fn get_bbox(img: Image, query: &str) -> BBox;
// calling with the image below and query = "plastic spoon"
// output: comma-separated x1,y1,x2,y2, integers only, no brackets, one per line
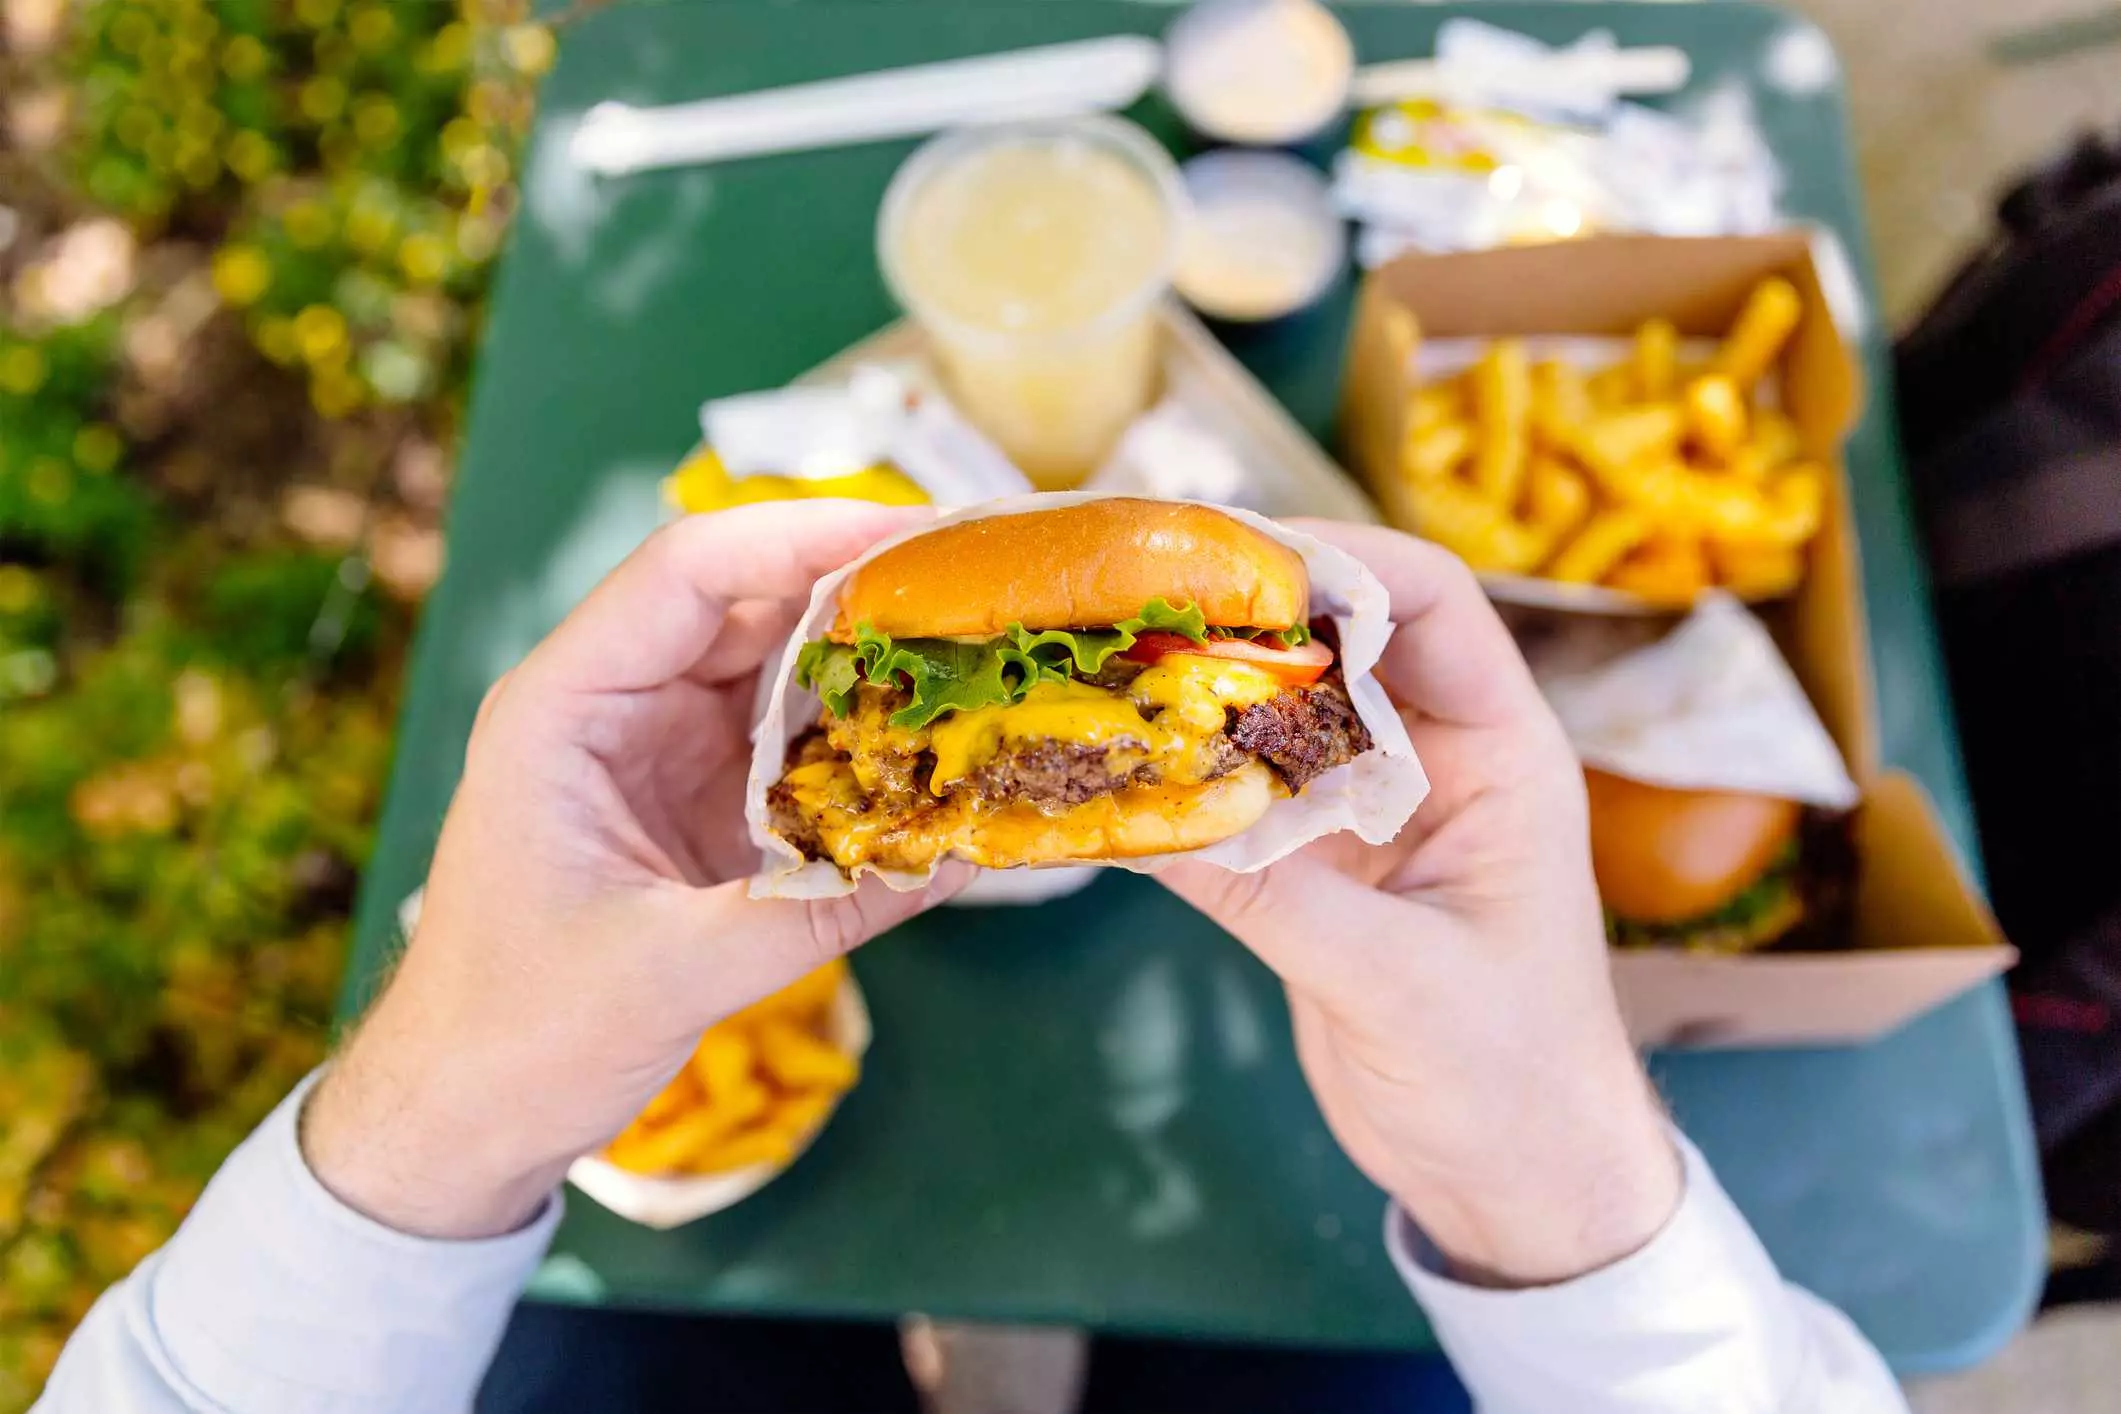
570,36,1163,176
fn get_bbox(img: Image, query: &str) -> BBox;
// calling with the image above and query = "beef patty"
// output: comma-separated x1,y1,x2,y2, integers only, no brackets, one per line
766,669,1373,858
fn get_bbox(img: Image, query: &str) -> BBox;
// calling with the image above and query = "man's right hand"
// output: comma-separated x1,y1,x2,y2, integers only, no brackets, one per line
1159,522,1681,1288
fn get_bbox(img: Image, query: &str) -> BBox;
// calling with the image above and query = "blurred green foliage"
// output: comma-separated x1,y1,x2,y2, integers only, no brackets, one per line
1,0,553,1401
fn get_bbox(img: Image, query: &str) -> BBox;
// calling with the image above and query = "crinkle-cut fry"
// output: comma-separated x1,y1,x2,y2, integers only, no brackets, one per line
757,1088,842,1146
607,1104,746,1176
1606,533,1712,606
757,1019,859,1091
1634,318,1679,401
1404,420,1473,483
1469,339,1532,505
1672,470,1772,538
1714,278,1802,389
1726,442,1778,483
729,958,848,1031
1410,480,1549,574
691,1028,755,1101
1685,374,1749,464
1749,408,1805,468
1524,457,1592,542
1710,540,1807,599
638,1071,701,1128
1587,361,1635,409
1529,359,1592,449
1761,464,1827,545
1409,383,1464,436
1548,509,1653,584
1572,406,1685,496
690,1126,800,1176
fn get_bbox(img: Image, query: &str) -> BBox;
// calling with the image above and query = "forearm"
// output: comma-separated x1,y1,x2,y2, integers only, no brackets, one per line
36,1071,560,1414
1391,1132,1907,1414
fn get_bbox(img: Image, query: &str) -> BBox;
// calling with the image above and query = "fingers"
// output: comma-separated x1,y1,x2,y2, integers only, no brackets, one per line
1158,855,1422,1010
525,501,932,696
1286,519,1547,729
667,864,974,1021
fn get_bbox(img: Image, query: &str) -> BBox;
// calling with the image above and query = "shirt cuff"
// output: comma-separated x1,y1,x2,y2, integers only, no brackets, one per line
147,1068,562,1414
1387,1132,1805,1412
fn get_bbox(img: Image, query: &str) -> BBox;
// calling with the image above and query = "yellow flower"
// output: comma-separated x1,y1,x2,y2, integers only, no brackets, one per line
212,244,272,306
295,0,341,28
502,23,556,76
253,315,300,366
0,345,48,396
454,214,502,263
72,424,124,474
0,564,39,614
177,142,221,190
298,75,347,124
224,129,277,183
351,95,400,148
346,203,394,255
114,105,158,154
284,199,334,249
292,305,349,364
439,116,482,164
397,232,448,286
348,5,395,53
220,34,269,81
310,367,365,420
108,9,153,57
26,458,70,506
456,144,508,191
421,22,471,75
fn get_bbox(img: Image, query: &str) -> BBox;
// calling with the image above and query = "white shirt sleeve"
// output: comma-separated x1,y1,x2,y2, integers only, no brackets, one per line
1390,1131,1908,1414
35,1070,560,1414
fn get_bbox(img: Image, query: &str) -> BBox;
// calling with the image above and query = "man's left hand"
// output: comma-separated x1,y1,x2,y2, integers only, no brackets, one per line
303,501,964,1239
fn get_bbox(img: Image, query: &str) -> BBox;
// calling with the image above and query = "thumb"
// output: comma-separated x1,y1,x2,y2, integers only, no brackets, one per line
672,863,975,1019
1158,855,1398,1008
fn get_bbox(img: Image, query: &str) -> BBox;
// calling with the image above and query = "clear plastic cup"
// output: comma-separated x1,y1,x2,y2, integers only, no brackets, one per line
878,116,1186,490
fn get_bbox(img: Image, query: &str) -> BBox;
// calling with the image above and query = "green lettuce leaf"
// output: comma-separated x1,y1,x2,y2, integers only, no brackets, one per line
1222,623,1312,649
861,629,1020,729
1117,597,1210,642
793,598,1303,730
794,639,865,717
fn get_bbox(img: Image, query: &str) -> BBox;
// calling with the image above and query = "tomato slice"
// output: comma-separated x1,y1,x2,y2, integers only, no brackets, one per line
1123,632,1334,686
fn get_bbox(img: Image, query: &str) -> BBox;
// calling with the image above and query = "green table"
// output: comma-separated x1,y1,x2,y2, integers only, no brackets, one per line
344,0,2042,1372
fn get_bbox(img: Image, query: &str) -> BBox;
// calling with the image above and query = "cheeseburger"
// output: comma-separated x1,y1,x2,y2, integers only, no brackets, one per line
1586,770,1814,952
767,500,1375,873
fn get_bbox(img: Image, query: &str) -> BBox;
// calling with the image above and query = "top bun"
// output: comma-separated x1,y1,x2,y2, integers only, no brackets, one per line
1584,770,1801,923
832,500,1309,640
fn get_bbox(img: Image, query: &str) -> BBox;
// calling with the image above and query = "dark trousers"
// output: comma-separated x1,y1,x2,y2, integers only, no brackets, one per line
478,1304,1473,1413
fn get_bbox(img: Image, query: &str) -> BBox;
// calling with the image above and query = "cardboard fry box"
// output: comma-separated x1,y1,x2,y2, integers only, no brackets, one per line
1340,233,2015,1049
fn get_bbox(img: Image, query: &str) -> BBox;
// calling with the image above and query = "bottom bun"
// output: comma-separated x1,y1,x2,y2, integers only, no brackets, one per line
950,763,1279,870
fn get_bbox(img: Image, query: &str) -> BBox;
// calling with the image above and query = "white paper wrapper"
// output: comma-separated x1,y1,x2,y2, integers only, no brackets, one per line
1411,336,1784,614
565,975,873,1229
745,493,1429,899
691,365,1034,505
1527,593,1858,807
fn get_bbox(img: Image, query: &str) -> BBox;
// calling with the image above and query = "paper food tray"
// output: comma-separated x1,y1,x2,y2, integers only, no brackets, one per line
566,973,873,1229
810,303,1381,525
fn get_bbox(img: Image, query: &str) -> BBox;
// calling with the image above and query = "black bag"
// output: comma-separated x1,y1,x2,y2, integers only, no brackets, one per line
1897,128,2121,1256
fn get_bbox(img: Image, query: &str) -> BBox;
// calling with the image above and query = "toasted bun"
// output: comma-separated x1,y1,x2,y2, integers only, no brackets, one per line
952,763,1278,869
832,500,1308,640
1585,770,1801,923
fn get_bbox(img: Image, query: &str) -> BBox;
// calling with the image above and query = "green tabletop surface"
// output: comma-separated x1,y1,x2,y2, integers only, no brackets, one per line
343,0,2042,1370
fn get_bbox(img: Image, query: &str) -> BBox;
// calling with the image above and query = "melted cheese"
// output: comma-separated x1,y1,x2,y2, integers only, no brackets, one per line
925,656,1285,793
780,758,1280,872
